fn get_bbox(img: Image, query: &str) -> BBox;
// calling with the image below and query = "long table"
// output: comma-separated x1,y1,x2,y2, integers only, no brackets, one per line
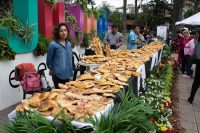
8,48,163,128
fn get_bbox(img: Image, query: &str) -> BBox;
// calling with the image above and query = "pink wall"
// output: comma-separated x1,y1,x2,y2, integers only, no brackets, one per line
53,2,65,26
38,0,53,40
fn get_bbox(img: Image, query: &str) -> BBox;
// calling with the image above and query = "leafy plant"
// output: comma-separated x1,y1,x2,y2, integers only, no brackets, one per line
66,16,77,27
81,33,90,48
108,9,123,32
92,9,99,18
162,44,172,63
0,10,21,35
34,34,49,56
0,37,16,60
0,110,80,133
18,21,35,44
85,8,93,16
73,0,88,11
0,10,35,44
45,0,56,6
87,88,156,133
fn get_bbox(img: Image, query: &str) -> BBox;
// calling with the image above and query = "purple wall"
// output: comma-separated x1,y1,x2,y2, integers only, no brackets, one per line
68,4,84,44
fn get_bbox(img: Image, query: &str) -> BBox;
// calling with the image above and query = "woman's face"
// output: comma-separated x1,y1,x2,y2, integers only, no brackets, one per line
59,25,68,39
182,32,189,38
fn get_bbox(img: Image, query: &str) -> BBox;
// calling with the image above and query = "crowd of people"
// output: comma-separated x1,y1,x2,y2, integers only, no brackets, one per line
165,27,200,104
103,24,160,50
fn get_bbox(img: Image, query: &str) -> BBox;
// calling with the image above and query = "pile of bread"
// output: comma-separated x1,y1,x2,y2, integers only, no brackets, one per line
16,42,164,122
82,42,164,64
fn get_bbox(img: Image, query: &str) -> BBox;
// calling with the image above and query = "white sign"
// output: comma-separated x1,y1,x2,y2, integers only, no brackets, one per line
157,26,167,40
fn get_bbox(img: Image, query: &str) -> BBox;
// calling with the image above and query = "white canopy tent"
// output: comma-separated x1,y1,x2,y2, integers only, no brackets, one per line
175,12,200,25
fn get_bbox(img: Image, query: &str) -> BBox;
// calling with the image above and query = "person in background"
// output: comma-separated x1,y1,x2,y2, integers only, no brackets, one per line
46,23,73,89
188,29,200,104
179,28,190,75
175,30,183,64
144,27,151,43
104,24,124,49
150,33,158,42
137,28,146,48
127,25,140,50
184,30,198,78
166,32,173,50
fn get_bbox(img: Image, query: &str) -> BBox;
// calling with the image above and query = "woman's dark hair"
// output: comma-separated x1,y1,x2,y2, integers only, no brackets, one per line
53,23,70,41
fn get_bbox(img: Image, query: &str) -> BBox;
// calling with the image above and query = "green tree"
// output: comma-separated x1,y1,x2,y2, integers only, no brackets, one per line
184,8,195,18
187,0,200,13
172,0,185,34
136,0,172,30
108,10,123,32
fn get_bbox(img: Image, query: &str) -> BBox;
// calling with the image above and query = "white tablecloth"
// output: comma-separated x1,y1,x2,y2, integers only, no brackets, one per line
8,102,114,129
151,51,159,70
136,64,146,95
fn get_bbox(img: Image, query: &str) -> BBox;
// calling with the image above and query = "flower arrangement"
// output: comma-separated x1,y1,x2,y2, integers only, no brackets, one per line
140,49,174,132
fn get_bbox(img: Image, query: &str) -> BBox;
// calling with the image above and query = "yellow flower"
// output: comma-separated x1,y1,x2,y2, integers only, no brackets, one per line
166,97,171,103
159,104,164,110
160,125,168,131
156,123,168,131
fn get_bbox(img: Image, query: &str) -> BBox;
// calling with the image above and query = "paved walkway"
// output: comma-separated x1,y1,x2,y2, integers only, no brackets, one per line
173,52,200,133
177,70,200,133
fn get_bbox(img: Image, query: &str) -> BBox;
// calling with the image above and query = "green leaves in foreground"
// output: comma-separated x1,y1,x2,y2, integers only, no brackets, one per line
0,111,78,133
87,88,156,133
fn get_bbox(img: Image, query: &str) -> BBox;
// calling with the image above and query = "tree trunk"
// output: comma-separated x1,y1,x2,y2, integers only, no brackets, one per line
123,0,127,33
172,0,185,34
135,0,138,17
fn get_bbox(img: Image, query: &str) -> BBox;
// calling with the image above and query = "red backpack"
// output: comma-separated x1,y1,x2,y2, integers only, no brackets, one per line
15,63,36,81
14,63,42,92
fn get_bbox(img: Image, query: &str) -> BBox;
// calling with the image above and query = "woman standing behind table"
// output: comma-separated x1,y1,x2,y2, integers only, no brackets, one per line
183,30,198,78
179,29,190,75
188,29,200,104
46,23,73,89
